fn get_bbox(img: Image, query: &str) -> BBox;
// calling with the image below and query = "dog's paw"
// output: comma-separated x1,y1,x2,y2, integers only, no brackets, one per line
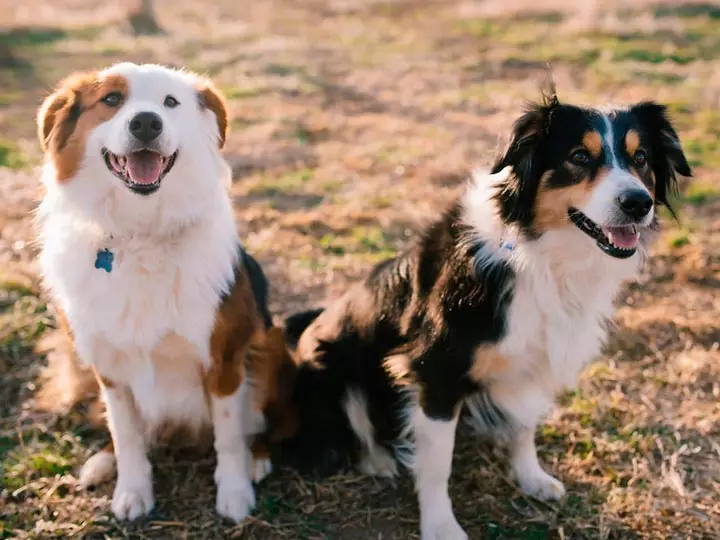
252,457,272,484
358,447,398,478
517,468,566,501
420,512,468,540
79,450,116,488
112,479,154,521
216,479,256,523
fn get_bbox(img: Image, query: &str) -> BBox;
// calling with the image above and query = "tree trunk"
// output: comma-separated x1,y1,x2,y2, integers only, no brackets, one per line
128,0,162,35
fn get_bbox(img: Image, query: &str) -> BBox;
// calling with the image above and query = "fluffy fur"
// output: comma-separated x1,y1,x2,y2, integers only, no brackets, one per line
278,88,692,539
36,63,295,523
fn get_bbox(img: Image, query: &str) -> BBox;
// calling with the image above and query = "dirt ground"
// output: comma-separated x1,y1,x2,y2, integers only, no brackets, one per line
1,0,719,538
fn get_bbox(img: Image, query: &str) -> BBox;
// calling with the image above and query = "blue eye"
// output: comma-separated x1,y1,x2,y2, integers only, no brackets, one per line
164,95,180,108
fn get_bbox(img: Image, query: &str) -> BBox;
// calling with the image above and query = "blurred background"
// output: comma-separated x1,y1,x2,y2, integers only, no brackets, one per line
1,1,718,538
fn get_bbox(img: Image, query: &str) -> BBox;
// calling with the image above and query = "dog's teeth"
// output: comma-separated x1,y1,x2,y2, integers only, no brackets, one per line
631,225,637,234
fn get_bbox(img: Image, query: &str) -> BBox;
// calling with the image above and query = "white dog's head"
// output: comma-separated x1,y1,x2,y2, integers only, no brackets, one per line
38,63,230,231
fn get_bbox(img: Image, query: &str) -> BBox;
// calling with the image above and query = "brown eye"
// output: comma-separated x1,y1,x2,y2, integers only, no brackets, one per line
101,92,123,107
570,149,590,165
634,149,647,166
164,95,179,108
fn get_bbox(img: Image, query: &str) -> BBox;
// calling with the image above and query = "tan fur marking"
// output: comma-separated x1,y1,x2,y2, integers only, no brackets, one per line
469,347,509,382
625,129,640,157
533,168,610,231
206,269,256,397
197,82,229,148
249,327,299,442
38,72,129,182
582,131,602,158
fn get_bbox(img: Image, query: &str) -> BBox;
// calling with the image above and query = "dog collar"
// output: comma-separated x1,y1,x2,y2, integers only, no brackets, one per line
499,240,515,252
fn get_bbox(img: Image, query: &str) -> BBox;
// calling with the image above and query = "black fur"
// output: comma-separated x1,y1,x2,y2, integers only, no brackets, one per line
276,203,516,472
275,93,692,478
220,246,273,329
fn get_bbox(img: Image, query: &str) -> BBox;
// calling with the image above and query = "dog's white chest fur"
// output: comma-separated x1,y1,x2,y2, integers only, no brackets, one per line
39,193,238,432
490,229,639,428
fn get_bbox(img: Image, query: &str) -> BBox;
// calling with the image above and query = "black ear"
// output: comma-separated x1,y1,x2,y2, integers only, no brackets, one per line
492,81,559,230
631,102,692,216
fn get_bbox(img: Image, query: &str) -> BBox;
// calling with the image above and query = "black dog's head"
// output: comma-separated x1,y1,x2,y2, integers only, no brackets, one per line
492,83,691,259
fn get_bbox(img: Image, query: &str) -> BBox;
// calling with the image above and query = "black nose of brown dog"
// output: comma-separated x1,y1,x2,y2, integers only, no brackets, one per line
618,189,653,219
129,112,163,142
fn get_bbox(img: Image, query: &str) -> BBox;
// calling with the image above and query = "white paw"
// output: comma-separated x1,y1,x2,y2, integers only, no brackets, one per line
216,478,256,523
421,513,468,540
79,450,116,487
517,468,566,501
358,448,398,478
252,457,272,484
112,478,154,520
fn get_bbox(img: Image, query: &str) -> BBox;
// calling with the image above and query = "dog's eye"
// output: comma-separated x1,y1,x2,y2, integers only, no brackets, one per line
633,149,647,166
101,92,123,107
570,149,590,165
164,95,180,108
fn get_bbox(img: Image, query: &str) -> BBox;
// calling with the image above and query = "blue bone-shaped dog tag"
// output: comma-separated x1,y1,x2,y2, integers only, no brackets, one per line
94,249,114,273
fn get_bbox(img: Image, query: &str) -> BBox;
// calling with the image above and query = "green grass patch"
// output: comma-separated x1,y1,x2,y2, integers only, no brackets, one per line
683,182,720,205
249,168,314,196
319,226,397,259
225,86,267,100
666,229,691,249
0,140,27,169
684,137,720,168
654,4,720,20
0,27,67,47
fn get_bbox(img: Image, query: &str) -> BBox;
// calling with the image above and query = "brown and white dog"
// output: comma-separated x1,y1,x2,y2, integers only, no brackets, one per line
36,63,296,523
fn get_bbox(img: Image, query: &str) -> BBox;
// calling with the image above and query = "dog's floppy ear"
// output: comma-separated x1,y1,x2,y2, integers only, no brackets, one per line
630,102,691,216
197,82,229,148
37,72,96,153
492,79,559,229
38,89,73,152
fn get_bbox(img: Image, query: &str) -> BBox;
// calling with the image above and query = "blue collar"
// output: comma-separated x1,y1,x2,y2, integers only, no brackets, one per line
499,240,515,252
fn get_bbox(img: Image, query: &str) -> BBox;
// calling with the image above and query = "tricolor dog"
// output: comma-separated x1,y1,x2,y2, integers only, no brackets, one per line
279,87,692,539
36,63,295,523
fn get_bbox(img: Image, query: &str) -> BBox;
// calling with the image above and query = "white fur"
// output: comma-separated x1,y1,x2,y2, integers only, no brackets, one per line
212,382,256,522
462,168,645,498
510,427,565,500
411,408,467,540
38,64,257,522
78,449,116,487
344,389,398,478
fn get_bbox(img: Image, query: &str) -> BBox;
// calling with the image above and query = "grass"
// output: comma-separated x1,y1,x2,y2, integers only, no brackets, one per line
0,140,27,169
1,0,719,538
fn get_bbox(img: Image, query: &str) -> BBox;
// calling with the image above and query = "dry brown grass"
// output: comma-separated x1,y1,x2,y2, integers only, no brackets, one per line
1,0,719,538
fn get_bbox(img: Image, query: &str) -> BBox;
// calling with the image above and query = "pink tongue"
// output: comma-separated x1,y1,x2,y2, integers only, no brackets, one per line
127,151,163,185
606,227,638,249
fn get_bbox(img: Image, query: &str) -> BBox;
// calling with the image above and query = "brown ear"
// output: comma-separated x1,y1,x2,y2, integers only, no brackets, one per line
37,90,72,151
197,83,229,148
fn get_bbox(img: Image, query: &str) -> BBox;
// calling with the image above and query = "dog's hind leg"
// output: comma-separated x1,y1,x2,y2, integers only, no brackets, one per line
343,389,397,478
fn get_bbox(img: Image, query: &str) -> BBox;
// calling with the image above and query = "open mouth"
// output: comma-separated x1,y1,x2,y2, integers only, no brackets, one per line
568,208,640,259
103,148,177,196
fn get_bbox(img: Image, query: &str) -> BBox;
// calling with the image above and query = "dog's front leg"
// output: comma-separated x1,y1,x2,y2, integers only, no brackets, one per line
210,379,256,523
411,405,468,540
101,381,154,520
510,425,565,501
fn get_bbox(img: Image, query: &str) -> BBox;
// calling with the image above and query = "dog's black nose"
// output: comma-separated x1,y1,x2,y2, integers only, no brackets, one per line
618,189,653,219
129,112,163,142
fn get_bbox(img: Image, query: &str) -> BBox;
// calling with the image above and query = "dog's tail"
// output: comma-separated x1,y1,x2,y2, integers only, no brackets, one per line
283,308,324,347
264,307,361,475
